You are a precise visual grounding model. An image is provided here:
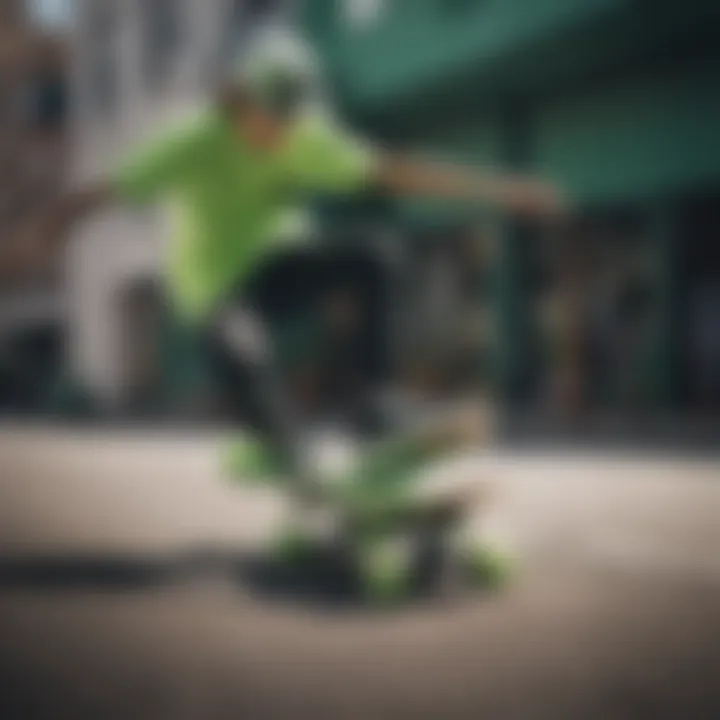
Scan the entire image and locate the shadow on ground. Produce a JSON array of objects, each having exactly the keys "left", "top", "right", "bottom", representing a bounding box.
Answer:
[
  {"left": 0, "top": 544, "right": 485, "bottom": 614},
  {"left": 0, "top": 549, "right": 394, "bottom": 610}
]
